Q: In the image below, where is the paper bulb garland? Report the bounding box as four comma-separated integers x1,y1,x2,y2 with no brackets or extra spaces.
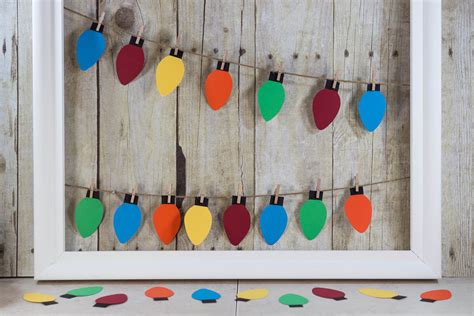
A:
60,286,103,299
236,288,269,302
358,83,387,132
75,189,104,238
358,288,406,300
23,293,58,305
312,80,341,130
279,293,309,308
312,287,347,301
344,185,372,233
184,197,212,246
223,195,251,246
153,195,181,245
205,61,233,110
116,36,145,85
113,193,142,244
94,294,128,308
156,48,185,96
145,286,175,301
192,288,221,303
299,190,327,240
420,289,452,303
260,192,287,245
76,22,106,71
258,72,285,121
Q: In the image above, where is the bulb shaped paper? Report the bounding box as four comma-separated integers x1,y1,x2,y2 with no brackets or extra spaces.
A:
312,82,341,130
145,287,175,300
237,288,269,301
23,293,56,304
114,203,142,244
358,288,401,299
344,192,372,233
156,55,185,96
312,287,346,300
94,294,128,307
358,90,386,132
76,29,106,71
279,294,309,307
116,40,145,85
260,204,287,245
299,199,327,240
223,204,251,246
75,196,104,238
205,69,233,110
192,288,221,302
420,290,452,302
65,286,103,297
153,203,181,245
184,205,212,246
258,80,285,121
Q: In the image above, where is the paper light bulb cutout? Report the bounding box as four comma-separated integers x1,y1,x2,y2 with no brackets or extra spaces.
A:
192,288,221,303
23,293,58,305
156,48,185,96
259,193,287,245
312,287,347,301
299,190,327,240
60,286,103,299
236,288,269,302
75,189,104,238
94,294,128,308
344,185,372,233
312,80,341,130
113,193,142,244
420,289,452,303
205,61,233,110
76,21,106,71
116,36,145,85
145,286,175,301
184,197,212,246
279,294,309,308
358,288,406,300
258,72,286,121
223,195,251,246
358,83,387,132
153,195,181,245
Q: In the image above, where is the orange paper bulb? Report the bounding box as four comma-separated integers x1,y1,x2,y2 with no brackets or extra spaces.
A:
153,196,181,245
205,61,232,111
343,186,372,233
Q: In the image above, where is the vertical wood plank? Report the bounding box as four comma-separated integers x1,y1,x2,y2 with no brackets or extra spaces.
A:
98,0,177,251
0,0,17,277
17,0,33,276
254,0,334,250
64,0,98,252
441,0,473,277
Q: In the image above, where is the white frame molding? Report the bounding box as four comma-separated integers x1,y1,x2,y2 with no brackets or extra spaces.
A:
33,0,441,280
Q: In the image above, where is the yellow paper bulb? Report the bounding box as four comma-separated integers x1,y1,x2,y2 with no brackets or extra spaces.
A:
184,205,212,246
155,55,185,96
23,293,56,303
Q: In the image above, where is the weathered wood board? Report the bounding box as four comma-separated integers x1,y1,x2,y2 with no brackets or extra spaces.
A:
0,0,472,276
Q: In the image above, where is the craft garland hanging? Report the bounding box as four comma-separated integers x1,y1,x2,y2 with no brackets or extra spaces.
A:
115,27,146,85
258,72,286,121
76,13,106,71
75,186,104,238
259,185,288,245
205,60,233,111
312,79,341,130
153,188,181,245
184,196,213,246
156,48,185,96
299,179,327,241
223,184,251,246
113,190,142,244
343,176,373,233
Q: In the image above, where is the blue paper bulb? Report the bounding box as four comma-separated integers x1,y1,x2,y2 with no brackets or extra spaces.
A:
260,204,288,245
358,86,386,132
113,201,142,244
76,26,106,71
192,288,221,302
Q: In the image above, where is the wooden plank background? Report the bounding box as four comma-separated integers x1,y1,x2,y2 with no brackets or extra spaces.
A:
0,0,471,277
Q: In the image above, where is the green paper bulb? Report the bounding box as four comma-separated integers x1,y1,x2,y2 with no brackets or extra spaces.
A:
258,72,285,121
299,191,327,240
75,190,104,238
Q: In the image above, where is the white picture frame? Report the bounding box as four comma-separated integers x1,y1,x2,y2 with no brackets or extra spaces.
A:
33,0,441,280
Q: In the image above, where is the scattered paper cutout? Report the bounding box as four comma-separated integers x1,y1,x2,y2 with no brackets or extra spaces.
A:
184,198,212,246
116,36,145,85
344,186,372,233
223,196,251,246
300,191,327,240
113,194,142,244
312,80,341,130
153,196,181,245
192,288,221,303
236,288,269,302
279,293,309,308
312,287,346,301
156,49,185,96
60,286,103,299
258,72,286,121
76,23,106,71
260,195,287,245
420,289,452,303
358,84,386,132
205,61,233,110
75,190,104,238
23,293,58,305
358,288,406,300
94,294,128,308
145,286,175,301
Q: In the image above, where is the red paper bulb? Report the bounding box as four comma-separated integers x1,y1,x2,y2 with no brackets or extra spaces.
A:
116,36,145,85
312,80,341,130
205,61,233,111
223,196,251,246
343,186,372,233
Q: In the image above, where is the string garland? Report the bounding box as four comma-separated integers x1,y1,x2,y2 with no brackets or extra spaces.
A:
65,6,410,88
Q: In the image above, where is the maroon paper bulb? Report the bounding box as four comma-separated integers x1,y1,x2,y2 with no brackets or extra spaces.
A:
223,195,251,246
312,80,341,130
116,35,145,85
94,294,128,308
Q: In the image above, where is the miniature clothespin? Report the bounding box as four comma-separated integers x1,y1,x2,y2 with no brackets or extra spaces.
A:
355,175,360,192
131,187,137,204
167,184,172,204
316,178,321,199
89,181,95,198
237,182,243,204
273,184,281,204
96,12,105,32
135,25,144,45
